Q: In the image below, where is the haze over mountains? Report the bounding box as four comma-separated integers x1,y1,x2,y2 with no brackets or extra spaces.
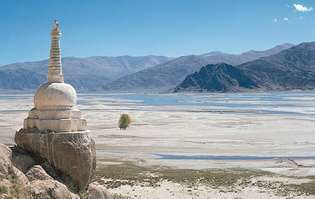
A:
175,42,315,92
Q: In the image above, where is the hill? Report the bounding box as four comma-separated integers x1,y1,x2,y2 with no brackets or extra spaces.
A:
175,42,315,92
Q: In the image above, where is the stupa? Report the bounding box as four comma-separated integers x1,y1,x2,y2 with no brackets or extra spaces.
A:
15,21,96,191
24,20,86,132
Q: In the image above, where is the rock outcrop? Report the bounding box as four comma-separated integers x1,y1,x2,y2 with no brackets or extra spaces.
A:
0,144,79,198
15,128,96,191
0,144,111,199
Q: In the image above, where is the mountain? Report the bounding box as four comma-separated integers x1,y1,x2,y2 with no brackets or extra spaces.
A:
106,43,294,90
174,63,257,92
0,55,172,90
175,42,315,92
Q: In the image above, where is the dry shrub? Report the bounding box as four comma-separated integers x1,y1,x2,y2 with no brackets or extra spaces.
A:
118,114,132,130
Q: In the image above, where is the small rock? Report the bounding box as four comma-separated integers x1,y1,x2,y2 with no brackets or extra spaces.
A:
0,144,12,178
88,182,111,199
30,179,79,199
26,165,53,182
11,146,36,173
12,166,29,185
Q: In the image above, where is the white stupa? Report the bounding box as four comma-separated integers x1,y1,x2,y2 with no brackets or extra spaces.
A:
24,20,87,132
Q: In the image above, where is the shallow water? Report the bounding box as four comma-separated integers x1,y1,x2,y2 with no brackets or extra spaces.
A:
1,91,315,165
77,91,315,116
1,91,315,116
155,153,315,161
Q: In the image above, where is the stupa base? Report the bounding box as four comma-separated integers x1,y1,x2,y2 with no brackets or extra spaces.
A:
24,108,87,132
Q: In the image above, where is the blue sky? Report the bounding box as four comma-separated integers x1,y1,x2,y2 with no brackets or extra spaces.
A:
1,0,315,65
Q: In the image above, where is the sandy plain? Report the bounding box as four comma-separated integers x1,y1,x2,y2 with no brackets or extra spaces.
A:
1,92,315,198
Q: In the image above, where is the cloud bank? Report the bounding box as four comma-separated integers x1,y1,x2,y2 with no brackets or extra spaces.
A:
293,3,313,12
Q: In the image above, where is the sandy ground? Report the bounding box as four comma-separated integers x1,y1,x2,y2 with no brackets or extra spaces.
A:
109,179,314,199
1,92,315,198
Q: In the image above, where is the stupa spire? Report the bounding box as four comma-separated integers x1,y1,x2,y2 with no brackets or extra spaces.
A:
48,20,64,83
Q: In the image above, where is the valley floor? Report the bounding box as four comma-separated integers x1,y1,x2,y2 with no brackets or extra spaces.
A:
1,92,315,198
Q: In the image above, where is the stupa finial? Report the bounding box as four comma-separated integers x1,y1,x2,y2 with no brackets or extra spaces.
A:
51,20,61,36
48,20,64,83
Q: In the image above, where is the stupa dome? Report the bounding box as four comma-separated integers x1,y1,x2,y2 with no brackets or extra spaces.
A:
24,21,86,132
34,82,77,110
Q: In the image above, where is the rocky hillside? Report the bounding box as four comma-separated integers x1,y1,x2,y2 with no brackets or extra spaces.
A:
0,55,172,90
175,42,315,92
106,43,294,90
174,63,257,92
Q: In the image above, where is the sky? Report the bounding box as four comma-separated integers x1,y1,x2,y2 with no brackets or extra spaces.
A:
1,0,315,65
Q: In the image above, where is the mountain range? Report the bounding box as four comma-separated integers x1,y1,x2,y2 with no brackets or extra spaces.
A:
175,42,315,92
105,43,294,90
0,43,303,91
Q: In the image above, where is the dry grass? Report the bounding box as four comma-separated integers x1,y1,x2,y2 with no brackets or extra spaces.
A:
95,161,268,189
95,161,315,197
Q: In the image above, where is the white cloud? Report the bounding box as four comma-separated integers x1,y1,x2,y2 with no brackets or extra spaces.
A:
293,3,313,12
273,18,278,22
283,17,289,21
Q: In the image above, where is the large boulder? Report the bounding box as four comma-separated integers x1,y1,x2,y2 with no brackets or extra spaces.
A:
0,144,112,199
15,128,96,190
0,144,81,199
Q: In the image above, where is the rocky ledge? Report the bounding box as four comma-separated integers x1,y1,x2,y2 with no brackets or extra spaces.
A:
0,143,111,199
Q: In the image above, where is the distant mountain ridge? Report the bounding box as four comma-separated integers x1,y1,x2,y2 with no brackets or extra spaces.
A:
106,43,294,90
0,43,295,91
0,55,172,90
175,42,315,92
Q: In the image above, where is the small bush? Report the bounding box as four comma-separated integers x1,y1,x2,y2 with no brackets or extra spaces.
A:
118,114,132,130
0,186,8,194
